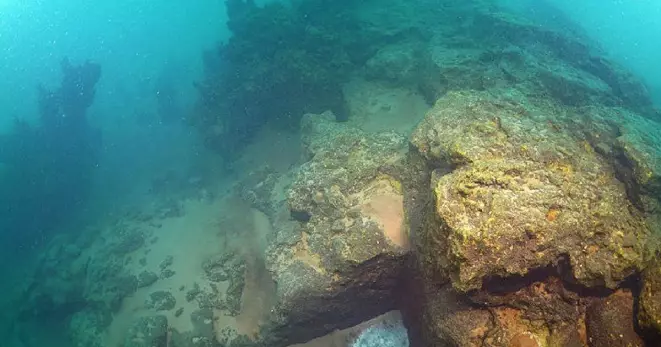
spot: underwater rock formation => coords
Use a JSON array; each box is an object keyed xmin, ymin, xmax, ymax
[
  {"xmin": 411, "ymin": 90, "xmax": 653, "ymax": 292},
  {"xmin": 191, "ymin": 0, "xmax": 419, "ymax": 159},
  {"xmin": 232, "ymin": 1, "xmax": 661, "ymax": 347},
  {"xmin": 639, "ymin": 258, "xmax": 661, "ymax": 339},
  {"xmin": 10, "ymin": 1, "xmax": 661, "ymax": 347},
  {"xmin": 243, "ymin": 111, "xmax": 421, "ymax": 346}
]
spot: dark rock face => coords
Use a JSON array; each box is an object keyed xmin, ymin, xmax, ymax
[
  {"xmin": 639, "ymin": 259, "xmax": 661, "ymax": 339},
  {"xmin": 13, "ymin": 2, "xmax": 661, "ymax": 347},
  {"xmin": 586, "ymin": 290, "xmax": 644, "ymax": 347},
  {"xmin": 112, "ymin": 227, "xmax": 145, "ymax": 255}
]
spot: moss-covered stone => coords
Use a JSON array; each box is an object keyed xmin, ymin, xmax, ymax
[
  {"xmin": 254, "ymin": 111, "xmax": 419, "ymax": 346},
  {"xmin": 137, "ymin": 271, "xmax": 158, "ymax": 288},
  {"xmin": 202, "ymin": 253, "xmax": 234, "ymax": 282},
  {"xmin": 413, "ymin": 275, "xmax": 592, "ymax": 347},
  {"xmin": 159, "ymin": 255, "xmax": 174, "ymax": 270},
  {"xmin": 186, "ymin": 283, "xmax": 202, "ymax": 302},
  {"xmin": 411, "ymin": 91, "xmax": 655, "ymax": 293},
  {"xmin": 225, "ymin": 259, "xmax": 246, "ymax": 316},
  {"xmin": 638, "ymin": 258, "xmax": 661, "ymax": 337},
  {"xmin": 146, "ymin": 290, "xmax": 176, "ymax": 311}
]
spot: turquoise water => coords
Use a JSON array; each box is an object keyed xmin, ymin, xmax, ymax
[{"xmin": 1, "ymin": 0, "xmax": 660, "ymax": 346}]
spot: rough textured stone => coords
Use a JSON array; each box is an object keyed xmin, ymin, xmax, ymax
[
  {"xmin": 411, "ymin": 90, "xmax": 654, "ymax": 293},
  {"xmin": 458, "ymin": 2, "xmax": 658, "ymax": 119},
  {"xmin": 9, "ymin": 2, "xmax": 661, "ymax": 347},
  {"xmin": 410, "ymin": 273, "xmax": 588, "ymax": 347},
  {"xmin": 202, "ymin": 253, "xmax": 234, "ymax": 283},
  {"xmin": 146, "ymin": 290, "xmax": 176, "ymax": 311},
  {"xmin": 235, "ymin": 165, "xmax": 281, "ymax": 217},
  {"xmin": 586, "ymin": 290, "xmax": 644, "ymax": 347},
  {"xmin": 639, "ymin": 258, "xmax": 661, "ymax": 338},
  {"xmin": 251, "ymin": 111, "xmax": 416, "ymax": 346}
]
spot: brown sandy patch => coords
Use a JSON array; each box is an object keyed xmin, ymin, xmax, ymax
[
  {"xmin": 357, "ymin": 178, "xmax": 408, "ymax": 250},
  {"xmin": 219, "ymin": 207, "xmax": 277, "ymax": 340}
]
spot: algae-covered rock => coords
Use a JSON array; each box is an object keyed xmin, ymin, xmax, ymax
[
  {"xmin": 417, "ymin": 282, "xmax": 493, "ymax": 347},
  {"xmin": 124, "ymin": 315, "xmax": 168, "ymax": 347},
  {"xmin": 411, "ymin": 91, "xmax": 654, "ymax": 292},
  {"xmin": 146, "ymin": 290, "xmax": 176, "ymax": 311},
  {"xmin": 225, "ymin": 259, "xmax": 246, "ymax": 316},
  {"xmin": 137, "ymin": 271, "xmax": 158, "ymax": 288},
  {"xmin": 639, "ymin": 258, "xmax": 661, "ymax": 337},
  {"xmin": 252, "ymin": 111, "xmax": 419, "ymax": 346}
]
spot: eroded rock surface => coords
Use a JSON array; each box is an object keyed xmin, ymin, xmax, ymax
[
  {"xmin": 639, "ymin": 258, "xmax": 661, "ymax": 338},
  {"xmin": 411, "ymin": 90, "xmax": 655, "ymax": 293},
  {"xmin": 249, "ymin": 111, "xmax": 422, "ymax": 346},
  {"xmin": 9, "ymin": 2, "xmax": 661, "ymax": 347}
]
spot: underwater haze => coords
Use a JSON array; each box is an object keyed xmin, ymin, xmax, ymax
[
  {"xmin": 1, "ymin": 0, "xmax": 661, "ymax": 346},
  {"xmin": 526, "ymin": 0, "xmax": 661, "ymax": 103}
]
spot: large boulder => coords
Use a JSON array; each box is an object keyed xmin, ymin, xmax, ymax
[
  {"xmin": 252, "ymin": 111, "xmax": 422, "ymax": 346},
  {"xmin": 411, "ymin": 90, "xmax": 655, "ymax": 293}
]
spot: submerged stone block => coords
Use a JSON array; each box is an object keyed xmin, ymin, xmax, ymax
[{"xmin": 411, "ymin": 91, "xmax": 654, "ymax": 293}]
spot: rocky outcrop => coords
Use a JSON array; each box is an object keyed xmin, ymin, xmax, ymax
[
  {"xmin": 9, "ymin": 2, "xmax": 661, "ymax": 347},
  {"xmin": 397, "ymin": 4, "xmax": 661, "ymax": 345},
  {"xmin": 411, "ymin": 90, "xmax": 655, "ymax": 293},
  {"xmin": 587, "ymin": 290, "xmax": 644, "ymax": 347},
  {"xmin": 407, "ymin": 88, "xmax": 660, "ymax": 345},
  {"xmin": 639, "ymin": 258, "xmax": 661, "ymax": 339},
  {"xmin": 243, "ymin": 111, "xmax": 424, "ymax": 346},
  {"xmin": 212, "ymin": 2, "xmax": 661, "ymax": 346}
]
